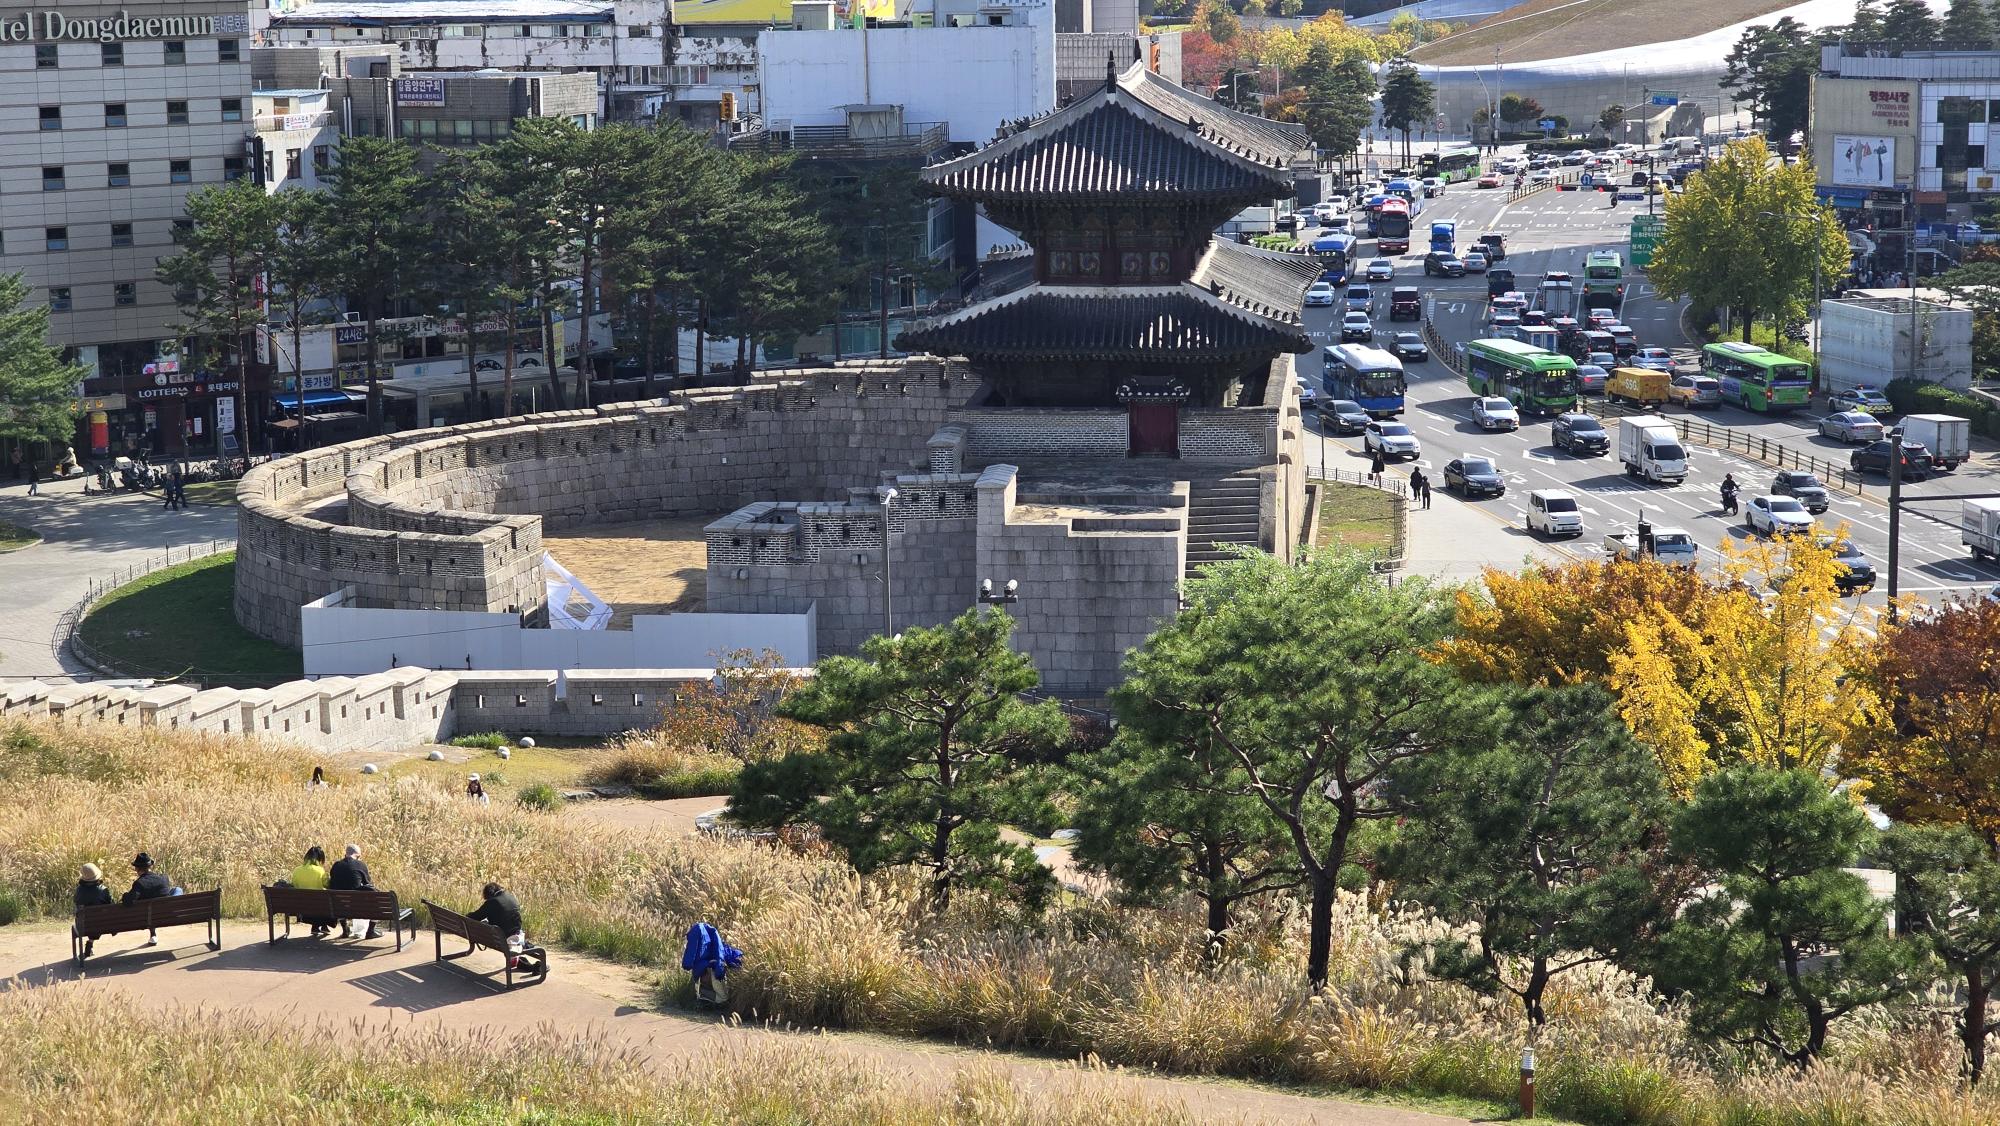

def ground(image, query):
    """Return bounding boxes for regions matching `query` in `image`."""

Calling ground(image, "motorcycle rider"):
[1720,473,1739,514]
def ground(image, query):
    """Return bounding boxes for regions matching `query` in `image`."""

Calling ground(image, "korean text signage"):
[0,11,250,42]
[1866,87,1913,129]
[395,77,447,107]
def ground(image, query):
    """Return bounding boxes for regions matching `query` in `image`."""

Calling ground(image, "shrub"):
[1885,378,2000,437]
[585,738,740,797]
[449,731,509,749]
[516,782,563,811]
[0,887,22,926]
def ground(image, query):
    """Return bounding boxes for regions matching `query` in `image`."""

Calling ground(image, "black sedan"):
[1851,439,1933,480]
[1390,332,1429,361]
[1827,538,1877,594]
[1444,456,1506,498]
[1551,412,1609,456]
[1318,398,1372,434]
[1771,470,1830,514]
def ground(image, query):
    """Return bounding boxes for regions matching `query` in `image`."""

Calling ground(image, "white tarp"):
[543,553,613,631]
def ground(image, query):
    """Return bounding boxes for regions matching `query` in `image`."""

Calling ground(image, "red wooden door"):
[1128,404,1179,457]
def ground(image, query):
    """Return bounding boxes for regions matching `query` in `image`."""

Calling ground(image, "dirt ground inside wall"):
[542,517,712,627]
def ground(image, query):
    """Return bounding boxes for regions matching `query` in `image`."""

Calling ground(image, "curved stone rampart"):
[235,360,976,646]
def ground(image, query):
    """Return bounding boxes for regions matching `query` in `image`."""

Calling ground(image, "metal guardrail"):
[1662,416,1869,497]
[56,539,234,680]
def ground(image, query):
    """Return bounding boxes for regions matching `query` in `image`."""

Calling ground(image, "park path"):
[0,920,1469,1126]
[0,481,235,678]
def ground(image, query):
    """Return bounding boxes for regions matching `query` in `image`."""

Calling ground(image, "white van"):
[1527,489,1584,537]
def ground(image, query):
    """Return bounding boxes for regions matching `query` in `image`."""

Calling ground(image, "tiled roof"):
[1190,240,1326,321]
[897,282,1312,362]
[923,62,1308,202]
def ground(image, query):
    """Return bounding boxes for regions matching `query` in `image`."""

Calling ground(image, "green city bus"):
[1701,341,1812,412]
[1464,338,1579,415]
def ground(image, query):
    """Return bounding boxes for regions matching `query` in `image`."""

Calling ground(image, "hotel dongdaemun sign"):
[0,10,250,42]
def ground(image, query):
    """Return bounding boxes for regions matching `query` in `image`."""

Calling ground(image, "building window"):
[45,227,68,251]
[170,160,192,184]
[286,149,302,178]
[105,103,127,128]
[453,119,473,143]
[34,44,56,68]
[110,223,133,247]
[221,98,243,123]
[49,287,71,312]
[164,40,186,65]
[108,162,130,187]
[261,151,274,182]
[218,38,240,63]
[224,156,246,182]
[101,43,122,66]
[173,219,192,237]
[38,106,60,131]
[115,283,138,307]
[398,117,415,138]
[419,119,440,138]
[167,100,188,125]
[669,65,711,86]
[314,145,330,170]
[41,166,63,191]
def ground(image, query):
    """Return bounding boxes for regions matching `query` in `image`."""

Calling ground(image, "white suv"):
[1526,490,1583,537]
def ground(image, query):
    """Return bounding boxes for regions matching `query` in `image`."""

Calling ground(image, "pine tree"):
[318,137,425,431]
[1945,0,1995,47]
[1881,0,1942,46]
[1379,63,1436,164]
[0,271,87,451]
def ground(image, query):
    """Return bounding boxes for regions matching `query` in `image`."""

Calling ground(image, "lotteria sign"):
[0,10,251,42]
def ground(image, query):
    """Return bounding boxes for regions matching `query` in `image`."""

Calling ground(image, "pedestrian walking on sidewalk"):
[25,458,39,497]
[1369,448,1385,485]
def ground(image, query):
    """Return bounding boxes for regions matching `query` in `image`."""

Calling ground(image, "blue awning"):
[292,389,356,407]
[1816,188,1867,207]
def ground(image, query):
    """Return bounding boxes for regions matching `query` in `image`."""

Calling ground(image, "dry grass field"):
[1410,0,1799,66]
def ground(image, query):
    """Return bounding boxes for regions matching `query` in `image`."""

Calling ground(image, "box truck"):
[1901,414,1971,471]
[1618,414,1688,484]
[1965,498,2000,561]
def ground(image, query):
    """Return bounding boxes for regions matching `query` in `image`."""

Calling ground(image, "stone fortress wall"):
[235,360,977,647]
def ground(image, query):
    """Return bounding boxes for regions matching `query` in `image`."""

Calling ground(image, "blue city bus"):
[1324,343,1408,416]
[1312,232,1357,284]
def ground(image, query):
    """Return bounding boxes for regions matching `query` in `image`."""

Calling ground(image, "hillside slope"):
[1409,0,1800,66]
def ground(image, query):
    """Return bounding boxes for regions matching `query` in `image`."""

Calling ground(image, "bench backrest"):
[263,886,400,917]
[421,899,505,949]
[77,889,222,933]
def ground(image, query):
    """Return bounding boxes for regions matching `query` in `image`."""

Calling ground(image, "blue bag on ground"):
[681,922,743,979]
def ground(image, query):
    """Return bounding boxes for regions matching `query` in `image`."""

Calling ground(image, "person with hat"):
[120,853,174,946]
[73,863,113,958]
[466,774,489,807]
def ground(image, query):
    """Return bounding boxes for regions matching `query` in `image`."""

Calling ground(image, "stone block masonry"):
[235,360,981,647]
[0,667,753,754]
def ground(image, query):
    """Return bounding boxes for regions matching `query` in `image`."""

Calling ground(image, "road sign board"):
[1650,94,1679,107]
[1538,117,1556,129]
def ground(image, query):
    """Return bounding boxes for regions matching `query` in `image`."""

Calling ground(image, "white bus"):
[1323,343,1407,416]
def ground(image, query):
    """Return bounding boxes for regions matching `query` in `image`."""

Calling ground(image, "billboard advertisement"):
[1832,136,1896,189]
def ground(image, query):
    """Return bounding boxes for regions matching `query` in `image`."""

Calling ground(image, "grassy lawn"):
[387,743,604,796]
[77,553,302,685]
[0,520,38,554]
[178,479,240,506]
[1704,321,1814,363]
[1315,482,1400,556]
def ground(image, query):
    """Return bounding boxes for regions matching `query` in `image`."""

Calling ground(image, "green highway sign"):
[1629,216,1663,267]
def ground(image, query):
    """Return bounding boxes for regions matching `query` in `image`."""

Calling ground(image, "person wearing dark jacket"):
[328,843,379,939]
[74,863,113,958]
[122,852,174,946]
[469,883,531,971]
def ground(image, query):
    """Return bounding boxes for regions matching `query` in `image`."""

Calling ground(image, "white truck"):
[1605,518,1698,567]
[1965,498,2000,561]
[1618,414,1689,484]
[1900,414,1971,471]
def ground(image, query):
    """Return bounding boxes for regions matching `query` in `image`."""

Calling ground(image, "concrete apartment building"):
[0,1,254,392]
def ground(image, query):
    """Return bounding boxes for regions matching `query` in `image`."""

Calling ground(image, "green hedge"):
[1885,379,2000,438]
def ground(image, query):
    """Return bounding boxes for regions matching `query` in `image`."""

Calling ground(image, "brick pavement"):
[0,477,236,678]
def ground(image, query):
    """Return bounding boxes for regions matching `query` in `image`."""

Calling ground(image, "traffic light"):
[720,92,736,121]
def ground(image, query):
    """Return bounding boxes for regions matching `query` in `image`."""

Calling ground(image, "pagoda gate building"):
[901,60,1321,456]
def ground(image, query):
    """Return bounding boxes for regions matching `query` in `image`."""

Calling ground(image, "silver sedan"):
[1818,411,1885,444]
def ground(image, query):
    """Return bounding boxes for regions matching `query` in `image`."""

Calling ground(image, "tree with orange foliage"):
[1849,597,2000,849]
[649,648,821,764]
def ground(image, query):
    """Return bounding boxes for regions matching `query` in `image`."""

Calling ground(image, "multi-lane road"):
[1295,174,2000,609]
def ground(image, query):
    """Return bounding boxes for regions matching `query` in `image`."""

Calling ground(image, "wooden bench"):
[72,888,223,964]
[420,898,547,989]
[261,886,416,951]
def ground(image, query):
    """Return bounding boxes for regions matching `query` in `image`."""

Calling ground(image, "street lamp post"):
[878,485,898,637]
[1887,425,1905,619]
[977,578,1019,608]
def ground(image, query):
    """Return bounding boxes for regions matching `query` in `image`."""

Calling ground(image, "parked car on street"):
[1818,411,1885,443]
[1444,456,1507,497]
[1851,439,1933,479]
[1364,420,1421,460]
[1747,495,1815,536]
[1771,470,1830,513]
[1551,412,1609,455]
[1829,386,1894,414]
[1473,396,1521,431]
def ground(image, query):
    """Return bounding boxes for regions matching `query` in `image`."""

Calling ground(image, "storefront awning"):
[1816,188,1867,208]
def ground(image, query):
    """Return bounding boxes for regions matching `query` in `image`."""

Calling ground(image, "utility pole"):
[1887,424,1904,619]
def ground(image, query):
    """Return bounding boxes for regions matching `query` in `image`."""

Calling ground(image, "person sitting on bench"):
[328,844,379,940]
[73,863,112,958]
[122,852,174,946]
[468,882,533,972]
[284,846,335,938]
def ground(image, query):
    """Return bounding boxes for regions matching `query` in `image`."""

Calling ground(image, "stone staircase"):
[1184,475,1263,578]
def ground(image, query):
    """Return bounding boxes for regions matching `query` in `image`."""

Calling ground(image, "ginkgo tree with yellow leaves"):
[1447,534,1878,795]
